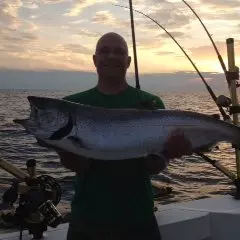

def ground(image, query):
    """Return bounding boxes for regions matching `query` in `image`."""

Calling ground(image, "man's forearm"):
[144,153,170,175]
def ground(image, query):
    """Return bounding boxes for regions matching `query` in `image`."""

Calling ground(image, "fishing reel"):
[0,159,63,239]
[216,67,240,118]
[216,94,240,122]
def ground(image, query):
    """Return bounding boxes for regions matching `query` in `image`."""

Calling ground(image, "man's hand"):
[143,129,192,175]
[162,129,193,159]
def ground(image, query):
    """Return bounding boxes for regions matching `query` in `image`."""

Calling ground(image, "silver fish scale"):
[73,113,173,152]
[35,108,69,138]
[16,96,240,160]
[71,108,233,153]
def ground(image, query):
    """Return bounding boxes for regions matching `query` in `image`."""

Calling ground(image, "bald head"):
[93,32,131,85]
[95,32,129,55]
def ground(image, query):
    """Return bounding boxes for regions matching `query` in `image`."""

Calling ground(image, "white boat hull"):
[1,195,240,240]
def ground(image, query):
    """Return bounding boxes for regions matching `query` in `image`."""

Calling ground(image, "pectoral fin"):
[49,115,73,140]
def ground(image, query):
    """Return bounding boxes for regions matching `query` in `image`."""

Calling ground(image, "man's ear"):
[127,56,131,68]
[93,54,97,67]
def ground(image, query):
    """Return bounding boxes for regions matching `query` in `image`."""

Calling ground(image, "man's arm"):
[143,153,169,175]
[142,95,168,174]
[143,129,193,175]
[57,151,91,173]
[37,139,91,173]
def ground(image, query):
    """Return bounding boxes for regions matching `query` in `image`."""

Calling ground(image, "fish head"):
[28,95,53,110]
[14,96,71,139]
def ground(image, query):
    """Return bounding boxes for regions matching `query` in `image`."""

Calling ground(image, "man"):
[58,32,192,240]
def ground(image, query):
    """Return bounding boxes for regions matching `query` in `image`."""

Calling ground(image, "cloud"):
[0,25,39,58]
[69,20,86,25]
[21,20,39,32]
[203,12,240,21]
[158,31,187,39]
[63,43,92,54]
[0,44,26,53]
[0,0,22,29]
[76,28,100,38]
[22,3,39,9]
[92,10,129,28]
[121,2,192,32]
[155,51,177,56]
[41,0,67,4]
[64,0,116,17]
[3,42,94,71]
[3,32,38,42]
[145,12,191,30]
[189,40,240,61]
[0,0,238,74]
[200,0,240,8]
[181,0,240,23]
[0,32,38,57]
[0,46,89,71]
[136,37,165,50]
[30,15,39,19]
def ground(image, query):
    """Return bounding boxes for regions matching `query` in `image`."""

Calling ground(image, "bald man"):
[58,32,192,240]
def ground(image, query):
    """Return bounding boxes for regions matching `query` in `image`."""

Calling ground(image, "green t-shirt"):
[63,85,165,229]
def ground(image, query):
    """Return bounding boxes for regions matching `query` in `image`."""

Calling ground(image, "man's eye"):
[98,48,110,54]
[97,48,127,56]
[115,49,125,55]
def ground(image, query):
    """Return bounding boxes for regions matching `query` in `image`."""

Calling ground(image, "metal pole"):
[226,38,240,178]
[129,0,140,89]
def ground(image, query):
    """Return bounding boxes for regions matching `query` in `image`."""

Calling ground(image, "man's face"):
[93,35,131,81]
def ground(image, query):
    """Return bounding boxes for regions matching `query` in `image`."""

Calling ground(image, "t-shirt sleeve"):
[152,96,165,109]
[62,95,74,101]
[62,93,82,103]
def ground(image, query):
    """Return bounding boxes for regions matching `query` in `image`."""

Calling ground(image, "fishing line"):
[114,3,230,121]
[182,0,228,85]
[115,1,236,182]
[129,0,140,89]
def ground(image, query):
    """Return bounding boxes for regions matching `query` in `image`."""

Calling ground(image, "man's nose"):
[107,51,117,58]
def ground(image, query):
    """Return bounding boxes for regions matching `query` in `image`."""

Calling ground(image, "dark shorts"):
[67,215,161,240]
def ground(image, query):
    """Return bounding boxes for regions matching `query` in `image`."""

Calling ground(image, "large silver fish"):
[13,96,240,160]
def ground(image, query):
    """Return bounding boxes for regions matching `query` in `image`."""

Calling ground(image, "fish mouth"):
[13,118,30,128]
[13,118,28,124]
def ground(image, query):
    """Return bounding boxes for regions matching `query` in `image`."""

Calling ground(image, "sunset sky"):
[0,0,239,75]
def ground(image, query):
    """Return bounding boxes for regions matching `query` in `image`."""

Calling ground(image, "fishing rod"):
[0,157,63,238]
[182,0,229,85]
[195,152,236,182]
[182,0,240,196]
[115,3,237,183]
[129,0,140,89]
[114,4,230,122]
[128,1,172,195]
[226,38,240,197]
